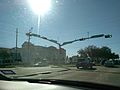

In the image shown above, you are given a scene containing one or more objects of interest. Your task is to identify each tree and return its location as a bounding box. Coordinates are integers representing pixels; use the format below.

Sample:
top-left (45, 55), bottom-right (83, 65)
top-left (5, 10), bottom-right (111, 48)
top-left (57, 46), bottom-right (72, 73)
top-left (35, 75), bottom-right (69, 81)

top-left (77, 45), bottom-right (119, 64)
top-left (0, 49), bottom-right (10, 60)
top-left (78, 49), bottom-right (87, 58)
top-left (110, 53), bottom-right (119, 59)
top-left (100, 46), bottom-right (112, 59)
top-left (78, 45), bottom-right (100, 59)
top-left (84, 45), bottom-right (99, 58)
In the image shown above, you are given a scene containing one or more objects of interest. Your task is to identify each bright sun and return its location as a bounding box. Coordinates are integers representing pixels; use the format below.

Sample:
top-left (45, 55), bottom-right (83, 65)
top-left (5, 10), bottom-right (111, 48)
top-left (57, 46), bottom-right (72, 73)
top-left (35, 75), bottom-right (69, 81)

top-left (28, 0), bottom-right (51, 15)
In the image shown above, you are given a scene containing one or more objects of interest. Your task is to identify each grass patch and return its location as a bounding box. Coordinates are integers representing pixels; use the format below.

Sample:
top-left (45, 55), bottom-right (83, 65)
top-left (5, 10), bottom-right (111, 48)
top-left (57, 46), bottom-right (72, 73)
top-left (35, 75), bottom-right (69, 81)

top-left (79, 67), bottom-right (97, 70)
top-left (62, 64), bottom-right (76, 67)
top-left (0, 65), bottom-right (16, 68)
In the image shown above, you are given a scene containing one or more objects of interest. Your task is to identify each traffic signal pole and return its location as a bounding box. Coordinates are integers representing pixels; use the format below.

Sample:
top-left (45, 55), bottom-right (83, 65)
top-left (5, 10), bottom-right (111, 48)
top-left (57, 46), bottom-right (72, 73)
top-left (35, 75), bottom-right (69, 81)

top-left (27, 28), bottom-right (33, 65)
top-left (15, 28), bottom-right (18, 64)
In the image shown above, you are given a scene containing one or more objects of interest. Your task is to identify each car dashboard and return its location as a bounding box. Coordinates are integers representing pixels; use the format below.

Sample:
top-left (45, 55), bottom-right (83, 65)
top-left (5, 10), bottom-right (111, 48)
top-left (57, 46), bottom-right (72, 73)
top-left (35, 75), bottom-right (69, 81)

top-left (0, 80), bottom-right (95, 90)
top-left (0, 73), bottom-right (120, 90)
top-left (0, 79), bottom-right (120, 90)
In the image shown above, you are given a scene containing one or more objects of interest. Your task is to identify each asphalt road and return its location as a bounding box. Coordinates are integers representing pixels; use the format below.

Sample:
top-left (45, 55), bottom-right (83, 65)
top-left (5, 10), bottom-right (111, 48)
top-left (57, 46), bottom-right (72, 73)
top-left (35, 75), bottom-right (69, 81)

top-left (0, 65), bottom-right (120, 86)
top-left (0, 66), bottom-right (68, 76)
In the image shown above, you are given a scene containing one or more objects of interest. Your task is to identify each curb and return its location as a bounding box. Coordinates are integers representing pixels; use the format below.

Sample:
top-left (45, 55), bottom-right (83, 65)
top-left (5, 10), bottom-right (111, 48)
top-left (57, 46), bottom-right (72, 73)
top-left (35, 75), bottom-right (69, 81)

top-left (13, 69), bottom-right (70, 78)
top-left (13, 71), bottom-right (52, 78)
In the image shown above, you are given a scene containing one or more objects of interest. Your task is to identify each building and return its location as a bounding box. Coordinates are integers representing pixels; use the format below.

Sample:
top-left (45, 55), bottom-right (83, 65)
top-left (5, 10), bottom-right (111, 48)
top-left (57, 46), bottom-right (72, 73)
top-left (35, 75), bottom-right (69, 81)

top-left (12, 42), bottom-right (66, 65)
top-left (0, 42), bottom-right (66, 66)
top-left (69, 55), bottom-right (79, 64)
top-left (10, 48), bottom-right (22, 64)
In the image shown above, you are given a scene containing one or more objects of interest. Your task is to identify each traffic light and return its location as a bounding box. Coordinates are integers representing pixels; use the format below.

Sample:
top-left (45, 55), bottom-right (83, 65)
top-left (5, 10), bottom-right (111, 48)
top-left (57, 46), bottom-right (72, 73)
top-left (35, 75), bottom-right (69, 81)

top-left (105, 35), bottom-right (112, 38)
top-left (49, 39), bottom-right (58, 43)
top-left (62, 41), bottom-right (74, 46)
top-left (31, 33), bottom-right (40, 37)
top-left (41, 36), bottom-right (47, 39)
top-left (79, 38), bottom-right (86, 41)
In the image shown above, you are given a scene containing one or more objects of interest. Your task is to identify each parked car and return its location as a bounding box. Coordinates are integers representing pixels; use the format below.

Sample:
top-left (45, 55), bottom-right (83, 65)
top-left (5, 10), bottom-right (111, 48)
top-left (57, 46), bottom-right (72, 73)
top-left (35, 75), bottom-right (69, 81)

top-left (104, 60), bottom-right (114, 67)
top-left (34, 61), bottom-right (48, 67)
top-left (113, 60), bottom-right (120, 65)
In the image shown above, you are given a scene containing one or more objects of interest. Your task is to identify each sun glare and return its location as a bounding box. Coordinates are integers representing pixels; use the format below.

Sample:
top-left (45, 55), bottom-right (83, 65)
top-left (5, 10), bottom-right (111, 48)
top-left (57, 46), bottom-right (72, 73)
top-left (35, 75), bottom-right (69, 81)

top-left (28, 0), bottom-right (51, 15)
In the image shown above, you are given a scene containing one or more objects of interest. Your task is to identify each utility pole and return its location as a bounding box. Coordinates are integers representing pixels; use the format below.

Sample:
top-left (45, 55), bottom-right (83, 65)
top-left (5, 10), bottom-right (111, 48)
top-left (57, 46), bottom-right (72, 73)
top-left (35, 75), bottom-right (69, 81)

top-left (27, 27), bottom-right (32, 43)
top-left (15, 28), bottom-right (18, 64)
top-left (58, 44), bottom-right (61, 65)
top-left (28, 31), bottom-right (31, 45)
top-left (28, 30), bottom-right (30, 65)
top-left (27, 27), bottom-right (33, 65)
top-left (87, 32), bottom-right (89, 38)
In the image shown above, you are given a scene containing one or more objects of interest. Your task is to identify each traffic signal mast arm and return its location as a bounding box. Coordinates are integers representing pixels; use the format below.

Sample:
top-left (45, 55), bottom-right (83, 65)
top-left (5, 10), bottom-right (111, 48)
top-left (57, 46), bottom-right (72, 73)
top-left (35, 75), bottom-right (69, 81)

top-left (61, 38), bottom-right (87, 46)
top-left (61, 34), bottom-right (112, 46)
top-left (26, 32), bottom-right (61, 46)
top-left (26, 32), bottom-right (112, 47)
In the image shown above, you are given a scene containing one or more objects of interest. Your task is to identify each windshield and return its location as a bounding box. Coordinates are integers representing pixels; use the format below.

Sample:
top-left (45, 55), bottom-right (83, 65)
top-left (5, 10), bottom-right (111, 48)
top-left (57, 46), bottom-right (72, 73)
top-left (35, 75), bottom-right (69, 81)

top-left (0, 0), bottom-right (120, 87)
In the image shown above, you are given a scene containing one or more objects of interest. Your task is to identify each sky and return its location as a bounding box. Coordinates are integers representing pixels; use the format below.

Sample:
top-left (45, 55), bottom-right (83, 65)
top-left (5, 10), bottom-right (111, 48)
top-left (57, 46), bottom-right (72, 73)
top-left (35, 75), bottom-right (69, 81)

top-left (0, 0), bottom-right (120, 56)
